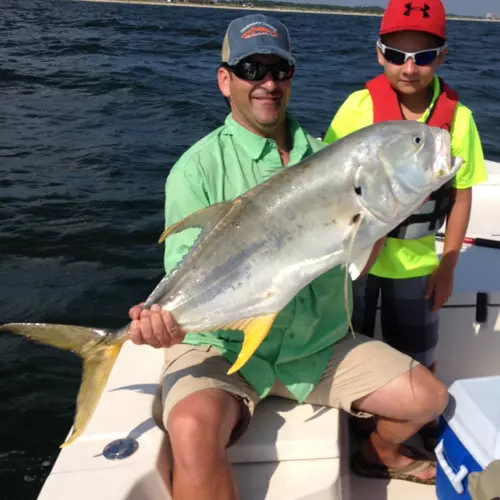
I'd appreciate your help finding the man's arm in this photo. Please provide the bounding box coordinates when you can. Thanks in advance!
[130,158,210,347]
[163,162,210,274]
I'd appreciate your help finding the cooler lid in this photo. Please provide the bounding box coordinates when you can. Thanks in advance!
[444,376,500,468]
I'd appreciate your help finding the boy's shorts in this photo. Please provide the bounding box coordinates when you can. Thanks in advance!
[155,333,417,446]
[351,273,439,367]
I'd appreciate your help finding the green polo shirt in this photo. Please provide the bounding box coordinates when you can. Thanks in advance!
[324,76,487,279]
[162,114,352,403]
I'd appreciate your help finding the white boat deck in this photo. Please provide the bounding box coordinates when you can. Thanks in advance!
[35,160,500,500]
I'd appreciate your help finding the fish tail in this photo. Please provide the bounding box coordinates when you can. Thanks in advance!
[0,323,125,447]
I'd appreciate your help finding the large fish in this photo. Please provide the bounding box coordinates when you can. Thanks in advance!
[1,121,462,446]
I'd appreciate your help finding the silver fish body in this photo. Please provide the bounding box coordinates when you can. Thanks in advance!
[146,120,460,332]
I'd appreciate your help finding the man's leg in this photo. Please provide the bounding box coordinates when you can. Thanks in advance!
[353,363,447,481]
[380,275,441,451]
[168,389,241,500]
[159,344,259,500]
[304,335,448,482]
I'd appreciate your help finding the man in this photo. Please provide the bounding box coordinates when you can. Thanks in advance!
[129,14,448,498]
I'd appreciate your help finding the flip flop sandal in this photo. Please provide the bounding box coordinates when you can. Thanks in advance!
[350,445,437,485]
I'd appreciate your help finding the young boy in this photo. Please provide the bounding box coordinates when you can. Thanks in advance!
[324,0,487,453]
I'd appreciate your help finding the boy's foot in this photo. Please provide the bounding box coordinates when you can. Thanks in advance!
[351,440,436,484]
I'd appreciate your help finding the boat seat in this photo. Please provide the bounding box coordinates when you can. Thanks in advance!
[228,396,342,464]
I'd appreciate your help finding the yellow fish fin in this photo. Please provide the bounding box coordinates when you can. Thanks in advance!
[158,201,233,244]
[0,322,125,447]
[61,344,123,448]
[218,313,277,375]
[0,323,104,355]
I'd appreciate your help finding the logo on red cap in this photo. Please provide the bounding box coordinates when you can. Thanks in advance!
[404,2,430,18]
[380,0,447,41]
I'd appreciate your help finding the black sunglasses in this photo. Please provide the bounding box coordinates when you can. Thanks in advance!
[377,39,447,66]
[222,59,295,82]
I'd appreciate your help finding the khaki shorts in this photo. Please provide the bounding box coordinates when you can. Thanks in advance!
[156,334,418,445]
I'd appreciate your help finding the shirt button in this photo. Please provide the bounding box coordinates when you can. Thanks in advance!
[289,332,295,339]
[298,298,304,305]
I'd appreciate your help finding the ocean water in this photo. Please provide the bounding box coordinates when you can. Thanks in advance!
[0,0,499,497]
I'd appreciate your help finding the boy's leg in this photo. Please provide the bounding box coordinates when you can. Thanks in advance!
[379,275,439,368]
[303,334,448,483]
[158,344,260,500]
[380,275,441,451]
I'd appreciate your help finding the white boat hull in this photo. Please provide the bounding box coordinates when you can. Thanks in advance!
[36,160,500,500]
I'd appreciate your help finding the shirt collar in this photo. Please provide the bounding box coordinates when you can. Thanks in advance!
[224,113,310,162]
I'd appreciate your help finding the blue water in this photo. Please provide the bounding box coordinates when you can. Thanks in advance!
[0,0,499,497]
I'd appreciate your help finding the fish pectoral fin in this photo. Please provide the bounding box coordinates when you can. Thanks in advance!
[218,314,277,375]
[341,214,365,338]
[158,201,233,244]
[61,344,122,448]
[0,323,107,356]
[348,245,374,281]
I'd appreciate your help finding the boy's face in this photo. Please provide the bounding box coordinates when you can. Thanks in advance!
[377,30,447,95]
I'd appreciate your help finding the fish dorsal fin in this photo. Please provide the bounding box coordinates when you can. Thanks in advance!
[147,201,236,308]
[217,313,277,375]
[158,201,234,244]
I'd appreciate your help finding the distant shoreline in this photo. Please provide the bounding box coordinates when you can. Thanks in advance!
[75,0,500,22]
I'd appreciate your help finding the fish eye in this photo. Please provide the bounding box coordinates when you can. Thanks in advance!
[413,135,422,146]
[354,185,362,195]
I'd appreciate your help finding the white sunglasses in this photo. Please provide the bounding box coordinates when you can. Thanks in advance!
[377,39,447,66]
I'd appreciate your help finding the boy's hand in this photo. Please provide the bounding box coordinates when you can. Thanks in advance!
[128,303,187,348]
[425,264,455,312]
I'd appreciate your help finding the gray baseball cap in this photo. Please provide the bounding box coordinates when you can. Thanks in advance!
[221,14,295,66]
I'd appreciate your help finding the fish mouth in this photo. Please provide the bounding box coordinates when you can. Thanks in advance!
[434,129,462,179]
[358,200,392,225]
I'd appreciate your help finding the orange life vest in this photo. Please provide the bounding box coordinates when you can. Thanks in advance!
[365,74,459,239]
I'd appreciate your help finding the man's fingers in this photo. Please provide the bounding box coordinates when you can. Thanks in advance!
[130,320,144,345]
[149,310,172,348]
[162,310,186,344]
[129,305,143,321]
[137,310,162,348]
[128,304,183,349]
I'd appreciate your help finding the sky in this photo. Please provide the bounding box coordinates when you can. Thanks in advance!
[278,0,500,17]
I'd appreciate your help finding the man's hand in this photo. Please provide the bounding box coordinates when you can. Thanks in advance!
[425,264,455,312]
[129,303,187,348]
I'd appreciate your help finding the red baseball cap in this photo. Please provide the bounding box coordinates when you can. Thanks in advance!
[380,0,447,41]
